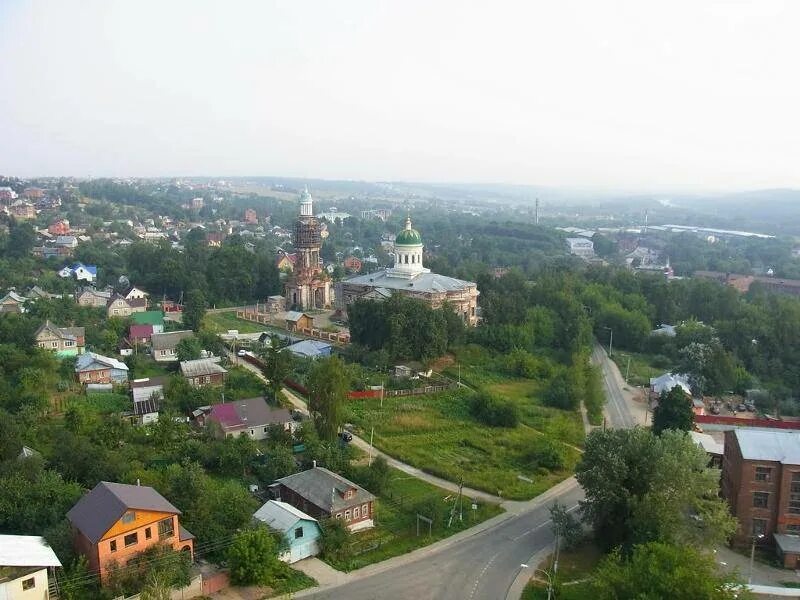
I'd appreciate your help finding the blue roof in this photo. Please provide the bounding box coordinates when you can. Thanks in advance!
[285,339,332,358]
[71,262,98,275]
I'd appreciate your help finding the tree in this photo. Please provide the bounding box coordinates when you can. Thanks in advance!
[7,220,35,258]
[469,391,519,427]
[652,386,694,435]
[183,288,207,331]
[259,335,293,401]
[175,336,202,362]
[227,526,281,586]
[591,542,751,600]
[307,356,348,441]
[549,502,583,551]
[319,516,352,564]
[575,428,736,552]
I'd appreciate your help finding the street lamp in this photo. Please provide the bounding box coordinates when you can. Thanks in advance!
[749,533,765,584]
[603,326,613,357]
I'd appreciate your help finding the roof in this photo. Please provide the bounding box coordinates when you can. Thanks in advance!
[395,216,422,246]
[151,330,194,350]
[67,481,181,543]
[253,500,317,534]
[71,263,97,275]
[734,429,800,464]
[344,269,476,294]
[0,535,61,568]
[275,467,375,514]
[35,320,85,341]
[285,311,308,322]
[75,351,129,372]
[131,377,167,405]
[690,431,724,455]
[133,396,160,416]
[775,534,800,554]
[130,324,154,338]
[207,397,292,430]
[179,525,195,542]
[286,339,332,358]
[132,311,165,326]
[650,372,692,396]
[180,358,227,378]
[0,291,26,303]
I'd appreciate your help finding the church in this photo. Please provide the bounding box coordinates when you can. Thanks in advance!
[335,216,479,325]
[284,188,332,310]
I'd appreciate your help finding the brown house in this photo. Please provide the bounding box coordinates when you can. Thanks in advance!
[722,429,800,567]
[34,320,85,357]
[179,358,227,387]
[107,295,147,318]
[270,466,375,532]
[285,311,313,332]
[67,481,194,581]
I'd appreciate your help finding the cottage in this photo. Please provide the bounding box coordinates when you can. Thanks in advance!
[649,372,692,398]
[0,534,62,600]
[131,377,167,424]
[179,358,227,387]
[132,311,165,333]
[285,311,313,332]
[48,219,70,235]
[54,235,78,249]
[270,466,376,531]
[58,262,97,283]
[276,253,297,272]
[0,290,27,314]
[253,501,321,563]
[129,324,154,345]
[151,330,194,362]
[124,287,149,301]
[285,339,332,359]
[35,321,85,357]
[67,481,194,581]
[107,295,147,318]
[202,396,294,439]
[75,352,129,385]
[76,288,112,307]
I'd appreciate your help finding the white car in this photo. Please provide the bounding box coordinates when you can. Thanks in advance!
[237,349,247,357]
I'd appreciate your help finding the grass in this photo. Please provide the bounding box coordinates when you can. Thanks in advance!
[610,350,670,387]
[324,466,503,571]
[522,542,602,600]
[128,356,174,379]
[264,563,317,597]
[346,390,582,500]
[203,311,271,334]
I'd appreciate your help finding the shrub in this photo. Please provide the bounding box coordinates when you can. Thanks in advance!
[524,439,564,471]
[470,392,519,427]
[320,517,352,564]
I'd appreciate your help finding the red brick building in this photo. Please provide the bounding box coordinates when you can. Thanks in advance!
[270,466,375,531]
[722,429,800,567]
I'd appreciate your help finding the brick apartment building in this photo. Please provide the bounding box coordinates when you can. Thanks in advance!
[722,428,800,567]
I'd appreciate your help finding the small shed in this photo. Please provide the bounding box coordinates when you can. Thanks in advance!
[253,500,321,564]
[285,311,313,332]
[285,340,332,359]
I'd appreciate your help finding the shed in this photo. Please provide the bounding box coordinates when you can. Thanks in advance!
[285,339,332,359]
[285,311,313,332]
[253,500,321,563]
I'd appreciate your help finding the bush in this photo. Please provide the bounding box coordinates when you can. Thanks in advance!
[524,439,564,471]
[542,369,581,411]
[320,517,352,564]
[470,392,519,427]
[227,526,282,586]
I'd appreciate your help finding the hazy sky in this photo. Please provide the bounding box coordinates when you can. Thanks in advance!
[0,1,798,191]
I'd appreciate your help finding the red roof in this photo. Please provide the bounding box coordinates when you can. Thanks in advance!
[130,324,154,339]
[208,403,242,428]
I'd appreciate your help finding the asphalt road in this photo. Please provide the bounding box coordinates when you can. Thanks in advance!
[299,343,635,600]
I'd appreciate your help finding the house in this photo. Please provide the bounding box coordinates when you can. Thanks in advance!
[131,377,167,424]
[202,397,294,439]
[343,256,362,273]
[285,311,313,332]
[206,231,226,247]
[132,311,165,333]
[690,431,724,468]
[253,501,321,563]
[649,372,692,398]
[76,288,112,307]
[565,237,595,259]
[67,481,194,581]
[75,352,129,385]
[129,324,154,345]
[151,330,194,362]
[721,429,800,567]
[0,534,62,600]
[285,339,333,359]
[124,286,149,301]
[58,263,97,283]
[27,286,59,301]
[106,295,147,318]
[276,253,297,272]
[0,290,27,314]
[270,466,376,531]
[265,295,286,313]
[180,358,227,387]
[35,321,85,357]
[48,219,70,235]
[9,200,36,220]
[54,236,78,249]
[244,208,258,224]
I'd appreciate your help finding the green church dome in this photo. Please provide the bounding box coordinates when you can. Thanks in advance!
[395,216,422,246]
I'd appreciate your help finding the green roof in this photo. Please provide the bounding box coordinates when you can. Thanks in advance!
[132,311,164,326]
[395,216,423,246]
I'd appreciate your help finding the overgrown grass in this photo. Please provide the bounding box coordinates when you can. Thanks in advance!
[610,350,669,387]
[324,466,503,571]
[128,355,174,379]
[346,390,582,500]
[522,542,602,600]
[264,563,317,597]
[203,311,271,334]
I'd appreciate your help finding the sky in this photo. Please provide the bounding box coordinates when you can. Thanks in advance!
[0,0,798,191]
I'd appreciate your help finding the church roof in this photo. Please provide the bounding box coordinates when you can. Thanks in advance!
[395,216,422,246]
[344,269,475,294]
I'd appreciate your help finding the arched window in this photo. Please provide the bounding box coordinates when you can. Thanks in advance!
[404,255,409,264]
[411,255,415,264]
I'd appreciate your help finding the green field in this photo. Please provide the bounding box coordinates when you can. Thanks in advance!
[346,389,582,501]
[203,311,271,334]
[610,350,670,387]
[521,542,601,599]
[325,466,503,571]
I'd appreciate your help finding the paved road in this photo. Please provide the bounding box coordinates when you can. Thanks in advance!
[296,344,636,600]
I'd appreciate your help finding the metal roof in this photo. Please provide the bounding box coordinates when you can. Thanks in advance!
[734,429,800,464]
[285,339,332,358]
[208,397,292,430]
[650,372,692,396]
[151,330,194,350]
[275,467,375,514]
[75,351,129,372]
[67,481,181,544]
[179,358,227,378]
[253,500,317,534]
[344,269,475,294]
[0,535,61,568]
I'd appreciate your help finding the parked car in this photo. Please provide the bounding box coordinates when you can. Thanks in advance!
[737,403,747,412]
[237,349,247,357]
[339,431,353,443]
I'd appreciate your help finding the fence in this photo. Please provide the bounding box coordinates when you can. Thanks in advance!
[115,573,204,600]
[695,414,800,430]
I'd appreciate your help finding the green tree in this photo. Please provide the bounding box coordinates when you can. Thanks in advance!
[258,335,293,401]
[183,288,207,331]
[227,526,282,586]
[319,516,352,564]
[175,336,202,362]
[7,220,36,258]
[576,428,736,552]
[549,502,583,551]
[307,355,348,441]
[591,542,750,600]
[652,386,694,435]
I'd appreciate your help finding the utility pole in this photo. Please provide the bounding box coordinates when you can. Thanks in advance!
[368,426,374,466]
[448,476,464,528]
[625,356,631,383]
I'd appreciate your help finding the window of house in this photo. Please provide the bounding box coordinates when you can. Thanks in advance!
[158,517,175,540]
[755,467,772,482]
[345,510,351,520]
[354,506,360,518]
[160,350,166,356]
[145,527,152,540]
[250,429,254,436]
[51,342,58,348]
[124,532,138,547]
[752,518,767,537]
[295,527,304,539]
[791,473,800,514]
[263,427,268,433]
[362,503,368,514]
[22,577,35,590]
[335,513,342,519]
[753,491,769,508]
[121,511,135,524]
[110,540,117,552]
[65,340,73,347]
